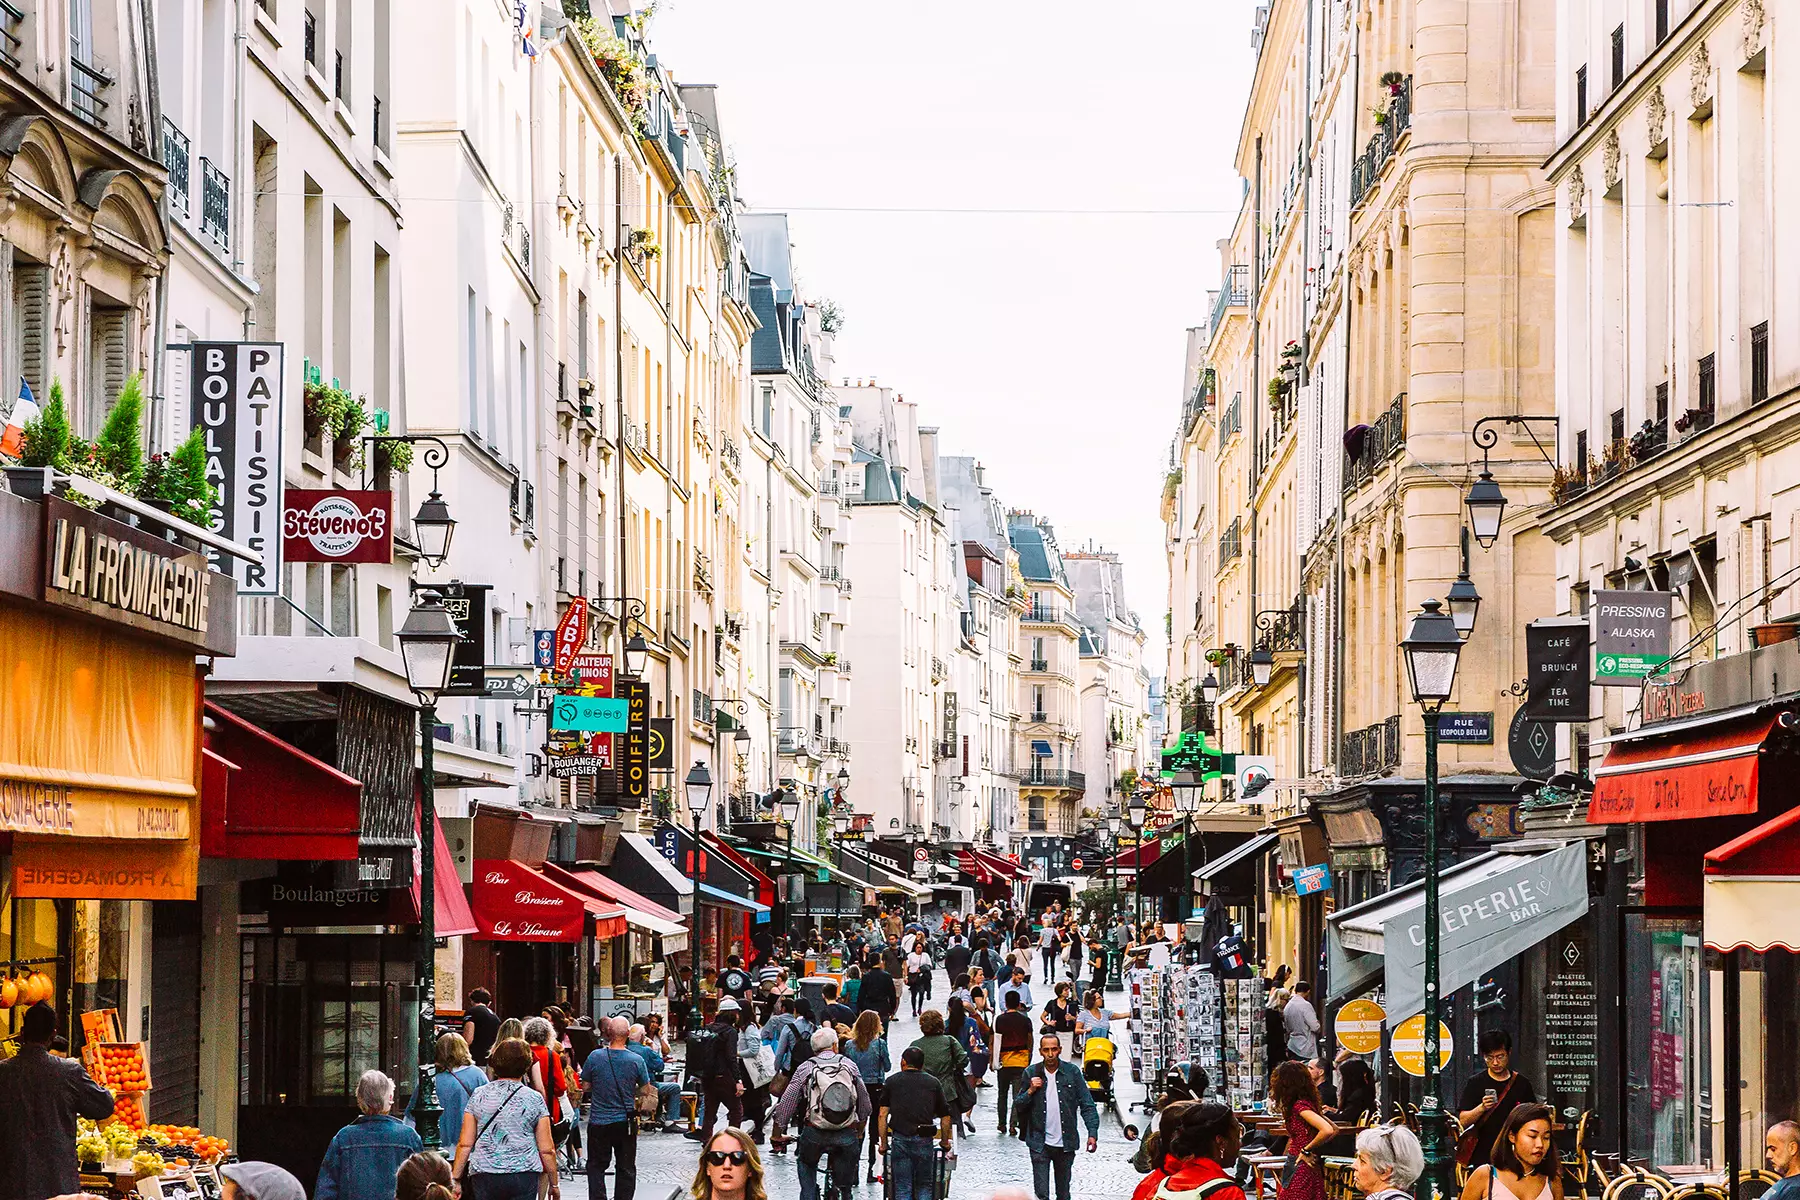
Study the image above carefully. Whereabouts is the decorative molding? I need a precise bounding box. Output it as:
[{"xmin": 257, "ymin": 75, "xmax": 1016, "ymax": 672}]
[
  {"xmin": 1569, "ymin": 165, "xmax": 1586, "ymax": 225},
  {"xmin": 1603, "ymin": 131, "xmax": 1622, "ymax": 191},
  {"xmin": 1646, "ymin": 85, "xmax": 1667, "ymax": 147},
  {"xmin": 1689, "ymin": 42, "xmax": 1712, "ymax": 110},
  {"xmin": 1744, "ymin": 0, "xmax": 1766, "ymax": 61}
]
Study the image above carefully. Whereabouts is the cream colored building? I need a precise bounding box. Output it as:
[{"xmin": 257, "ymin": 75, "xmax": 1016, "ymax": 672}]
[{"xmin": 1008, "ymin": 510, "xmax": 1085, "ymax": 876}]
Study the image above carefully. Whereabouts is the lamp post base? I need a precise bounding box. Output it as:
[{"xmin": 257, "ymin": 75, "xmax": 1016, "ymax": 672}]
[
  {"xmin": 1417, "ymin": 1105, "xmax": 1453, "ymax": 1200},
  {"xmin": 414, "ymin": 1062, "xmax": 443, "ymax": 1150}
]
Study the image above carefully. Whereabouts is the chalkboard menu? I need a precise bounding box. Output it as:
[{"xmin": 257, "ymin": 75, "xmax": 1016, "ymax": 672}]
[{"xmin": 1544, "ymin": 926, "xmax": 1598, "ymax": 1121}]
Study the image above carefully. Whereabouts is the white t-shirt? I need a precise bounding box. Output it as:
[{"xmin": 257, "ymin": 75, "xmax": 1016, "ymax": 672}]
[
  {"xmin": 1043, "ymin": 1066, "xmax": 1064, "ymax": 1147},
  {"xmin": 906, "ymin": 951, "xmax": 930, "ymax": 977}
]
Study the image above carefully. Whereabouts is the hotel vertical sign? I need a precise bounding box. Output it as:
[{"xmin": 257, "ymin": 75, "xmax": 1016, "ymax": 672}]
[{"xmin": 192, "ymin": 342, "xmax": 284, "ymax": 594}]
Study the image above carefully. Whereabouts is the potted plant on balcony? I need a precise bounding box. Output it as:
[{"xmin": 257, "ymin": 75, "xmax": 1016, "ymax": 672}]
[
  {"xmin": 1380, "ymin": 70, "xmax": 1406, "ymax": 94},
  {"xmin": 1280, "ymin": 339, "xmax": 1302, "ymax": 362},
  {"xmin": 1549, "ymin": 463, "xmax": 1587, "ymax": 504},
  {"xmin": 304, "ymin": 378, "xmax": 367, "ymax": 467},
  {"xmin": 7, "ymin": 379, "xmax": 76, "ymax": 500},
  {"xmin": 139, "ymin": 427, "xmax": 218, "ymax": 545}
]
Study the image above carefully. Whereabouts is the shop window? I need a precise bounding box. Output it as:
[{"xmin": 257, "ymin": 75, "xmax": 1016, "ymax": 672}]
[
  {"xmin": 1623, "ymin": 915, "xmax": 1712, "ymax": 1168},
  {"xmin": 1736, "ymin": 950, "xmax": 1800, "ymax": 1165}
]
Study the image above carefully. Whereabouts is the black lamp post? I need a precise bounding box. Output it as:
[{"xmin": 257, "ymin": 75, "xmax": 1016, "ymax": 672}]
[
  {"xmin": 1445, "ymin": 528, "xmax": 1482, "ymax": 639},
  {"xmin": 778, "ymin": 786, "xmax": 802, "ymax": 919},
  {"xmin": 684, "ymin": 761, "xmax": 713, "ymax": 830},
  {"xmin": 1400, "ymin": 598, "xmax": 1465, "ymax": 1200},
  {"xmin": 1199, "ymin": 672, "xmax": 1219, "ymax": 708},
  {"xmin": 1106, "ymin": 809, "xmax": 1124, "ymax": 987},
  {"xmin": 395, "ymin": 590, "xmax": 462, "ymax": 1150},
  {"xmin": 1126, "ymin": 794, "xmax": 1147, "ymax": 933},
  {"xmin": 1173, "ymin": 775, "xmax": 1200, "ymax": 922},
  {"xmin": 1247, "ymin": 647, "xmax": 1274, "ymax": 689},
  {"xmin": 361, "ymin": 435, "xmax": 456, "ymax": 569},
  {"xmin": 624, "ymin": 631, "xmax": 649, "ymax": 679}
]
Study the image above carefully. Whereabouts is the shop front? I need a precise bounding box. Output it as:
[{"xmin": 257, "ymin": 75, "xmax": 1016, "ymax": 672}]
[
  {"xmin": 0, "ymin": 489, "xmax": 240, "ymax": 1096},
  {"xmin": 653, "ymin": 821, "xmax": 768, "ymax": 969},
  {"xmin": 539, "ymin": 861, "xmax": 686, "ymax": 1023}
]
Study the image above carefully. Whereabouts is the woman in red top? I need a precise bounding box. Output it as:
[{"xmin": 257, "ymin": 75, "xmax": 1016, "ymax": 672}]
[
  {"xmin": 523, "ymin": 1016, "xmax": 567, "ymax": 1123},
  {"xmin": 1134, "ymin": 1101, "xmax": 1248, "ymax": 1200},
  {"xmin": 1272, "ymin": 1059, "xmax": 1338, "ymax": 1200}
]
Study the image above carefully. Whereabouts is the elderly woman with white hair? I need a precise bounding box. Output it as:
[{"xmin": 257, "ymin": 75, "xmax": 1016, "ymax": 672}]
[
  {"xmin": 1352, "ymin": 1124, "xmax": 1425, "ymax": 1200},
  {"xmin": 314, "ymin": 1070, "xmax": 424, "ymax": 1200}
]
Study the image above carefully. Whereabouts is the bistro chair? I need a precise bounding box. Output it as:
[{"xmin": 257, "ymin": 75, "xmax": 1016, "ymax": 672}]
[
  {"xmin": 1599, "ymin": 1165, "xmax": 1677, "ymax": 1200},
  {"xmin": 1667, "ymin": 1185, "xmax": 1727, "ymax": 1200},
  {"xmin": 1557, "ymin": 1110, "xmax": 1596, "ymax": 1194},
  {"xmin": 1737, "ymin": 1170, "xmax": 1780, "ymax": 1200}
]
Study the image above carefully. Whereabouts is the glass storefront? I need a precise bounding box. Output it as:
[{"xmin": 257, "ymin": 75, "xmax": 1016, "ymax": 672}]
[
  {"xmin": 1624, "ymin": 915, "xmax": 1713, "ymax": 1169},
  {"xmin": 0, "ymin": 889, "xmax": 130, "ymax": 1051}
]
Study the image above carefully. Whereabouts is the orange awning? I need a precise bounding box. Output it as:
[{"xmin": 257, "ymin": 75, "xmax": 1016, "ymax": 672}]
[{"xmin": 1589, "ymin": 714, "xmax": 1775, "ymax": 823}]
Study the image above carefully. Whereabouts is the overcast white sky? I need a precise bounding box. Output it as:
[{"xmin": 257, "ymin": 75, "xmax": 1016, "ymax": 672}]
[{"xmin": 652, "ymin": 0, "xmax": 1260, "ymax": 669}]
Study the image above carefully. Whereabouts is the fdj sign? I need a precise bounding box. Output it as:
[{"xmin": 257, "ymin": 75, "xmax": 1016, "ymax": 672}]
[{"xmin": 550, "ymin": 695, "xmax": 628, "ymax": 732}]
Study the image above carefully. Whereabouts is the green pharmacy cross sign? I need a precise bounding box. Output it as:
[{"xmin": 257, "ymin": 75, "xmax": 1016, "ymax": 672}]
[{"xmin": 1160, "ymin": 731, "xmax": 1233, "ymax": 782}]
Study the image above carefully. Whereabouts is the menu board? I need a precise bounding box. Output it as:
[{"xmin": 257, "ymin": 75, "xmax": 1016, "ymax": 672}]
[{"xmin": 1543, "ymin": 927, "xmax": 1598, "ymax": 1121}]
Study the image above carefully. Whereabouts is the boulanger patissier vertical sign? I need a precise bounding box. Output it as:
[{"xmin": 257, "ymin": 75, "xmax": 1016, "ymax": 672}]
[{"xmin": 193, "ymin": 343, "xmax": 284, "ymax": 594}]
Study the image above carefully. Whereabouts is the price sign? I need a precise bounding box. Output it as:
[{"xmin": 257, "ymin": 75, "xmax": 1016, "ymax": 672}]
[
  {"xmin": 1335, "ymin": 998, "xmax": 1386, "ymax": 1055},
  {"xmin": 1390, "ymin": 1013, "xmax": 1453, "ymax": 1076}
]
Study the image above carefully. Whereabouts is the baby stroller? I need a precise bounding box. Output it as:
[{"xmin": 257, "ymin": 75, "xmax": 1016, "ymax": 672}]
[{"xmin": 1083, "ymin": 1032, "xmax": 1117, "ymax": 1107}]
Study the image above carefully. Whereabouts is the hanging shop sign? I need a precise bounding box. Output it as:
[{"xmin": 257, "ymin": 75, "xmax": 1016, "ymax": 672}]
[
  {"xmin": 1335, "ymin": 998, "xmax": 1386, "ymax": 1054},
  {"xmin": 1293, "ymin": 863, "xmax": 1333, "ymax": 896},
  {"xmin": 40, "ymin": 497, "xmax": 229, "ymax": 654},
  {"xmin": 192, "ymin": 341, "xmax": 284, "ymax": 594},
  {"xmin": 1508, "ymin": 707, "xmax": 1555, "ymax": 780},
  {"xmin": 328, "ymin": 848, "xmax": 413, "ymax": 891},
  {"xmin": 649, "ymin": 717, "xmax": 674, "ymax": 770},
  {"xmin": 281, "ymin": 489, "xmax": 393, "ymax": 563},
  {"xmin": 1390, "ymin": 1014, "xmax": 1453, "ymax": 1076},
  {"xmin": 1593, "ymin": 590, "xmax": 1674, "ymax": 684},
  {"xmin": 534, "ymin": 630, "xmax": 556, "ymax": 668},
  {"xmin": 439, "ymin": 584, "xmax": 490, "ymax": 697},
  {"xmin": 1436, "ymin": 712, "xmax": 1494, "ymax": 744},
  {"xmin": 553, "ymin": 599, "xmax": 589, "ymax": 674},
  {"xmin": 551, "ymin": 695, "xmax": 629, "ymax": 733},
  {"xmin": 619, "ymin": 680, "xmax": 649, "ymax": 803},
  {"xmin": 567, "ymin": 653, "xmax": 613, "ymax": 693},
  {"xmin": 1543, "ymin": 926, "xmax": 1599, "ymax": 1121},
  {"xmin": 1525, "ymin": 618, "xmax": 1590, "ymax": 721}
]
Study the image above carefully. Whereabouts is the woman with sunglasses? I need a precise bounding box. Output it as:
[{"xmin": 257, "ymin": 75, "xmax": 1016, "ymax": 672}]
[{"xmin": 691, "ymin": 1127, "xmax": 767, "ymax": 1200}]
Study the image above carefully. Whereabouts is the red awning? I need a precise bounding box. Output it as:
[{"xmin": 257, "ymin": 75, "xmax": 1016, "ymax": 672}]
[
  {"xmin": 201, "ymin": 703, "xmax": 362, "ymax": 860},
  {"xmin": 1590, "ymin": 714, "xmax": 1775, "ymax": 823},
  {"xmin": 955, "ymin": 849, "xmax": 995, "ymax": 885},
  {"xmin": 539, "ymin": 862, "xmax": 685, "ymax": 925},
  {"xmin": 702, "ymin": 832, "xmax": 779, "ymax": 909},
  {"xmin": 1101, "ymin": 837, "xmax": 1164, "ymax": 871},
  {"xmin": 1705, "ymin": 804, "xmax": 1800, "ymax": 875},
  {"xmin": 409, "ymin": 815, "xmax": 478, "ymax": 938},
  {"xmin": 471, "ymin": 859, "xmax": 622, "ymax": 942}
]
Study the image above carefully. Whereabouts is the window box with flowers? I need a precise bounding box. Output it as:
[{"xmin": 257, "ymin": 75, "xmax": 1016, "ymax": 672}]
[{"xmin": 303, "ymin": 379, "xmax": 369, "ymax": 468}]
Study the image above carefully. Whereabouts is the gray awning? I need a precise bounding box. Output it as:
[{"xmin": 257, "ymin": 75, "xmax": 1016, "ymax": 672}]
[
  {"xmin": 1193, "ymin": 831, "xmax": 1278, "ymax": 882},
  {"xmin": 1325, "ymin": 840, "xmax": 1590, "ymax": 1025}
]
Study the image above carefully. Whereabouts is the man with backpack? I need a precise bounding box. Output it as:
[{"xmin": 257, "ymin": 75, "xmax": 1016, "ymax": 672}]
[
  {"xmin": 686, "ymin": 997, "xmax": 747, "ymax": 1142},
  {"xmin": 770, "ymin": 1027, "xmax": 873, "ymax": 1200}
]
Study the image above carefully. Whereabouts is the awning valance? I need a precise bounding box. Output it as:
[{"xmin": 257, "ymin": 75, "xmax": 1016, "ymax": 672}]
[
  {"xmin": 1100, "ymin": 839, "xmax": 1162, "ymax": 872},
  {"xmin": 838, "ymin": 850, "xmax": 931, "ymax": 898},
  {"xmin": 1326, "ymin": 841, "xmax": 1590, "ymax": 1024},
  {"xmin": 539, "ymin": 862, "xmax": 687, "ymax": 925},
  {"xmin": 201, "ymin": 702, "xmax": 362, "ymax": 861},
  {"xmin": 414, "ymin": 815, "xmax": 478, "ymax": 938},
  {"xmin": 472, "ymin": 859, "xmax": 624, "ymax": 942},
  {"xmin": 696, "ymin": 881, "xmax": 771, "ymax": 915},
  {"xmin": 1193, "ymin": 831, "xmax": 1277, "ymax": 885},
  {"xmin": 956, "ymin": 847, "xmax": 1028, "ymax": 884},
  {"xmin": 1031, "ymin": 740, "xmax": 1053, "ymax": 756},
  {"xmin": 1702, "ymin": 805, "xmax": 1800, "ymax": 952},
  {"xmin": 1590, "ymin": 713, "xmax": 1775, "ymax": 824}
]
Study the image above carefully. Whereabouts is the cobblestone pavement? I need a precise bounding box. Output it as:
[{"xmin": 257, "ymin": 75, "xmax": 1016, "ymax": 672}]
[{"xmin": 558, "ymin": 997, "xmax": 1151, "ymax": 1200}]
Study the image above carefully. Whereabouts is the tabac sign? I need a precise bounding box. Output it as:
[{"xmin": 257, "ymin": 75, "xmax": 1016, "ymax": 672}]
[{"xmin": 41, "ymin": 497, "xmax": 234, "ymax": 654}]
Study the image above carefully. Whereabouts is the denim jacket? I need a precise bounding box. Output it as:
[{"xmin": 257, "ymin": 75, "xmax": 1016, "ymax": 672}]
[
  {"xmin": 315, "ymin": 1113, "xmax": 423, "ymax": 1200},
  {"xmin": 1010, "ymin": 1061, "xmax": 1099, "ymax": 1156}
]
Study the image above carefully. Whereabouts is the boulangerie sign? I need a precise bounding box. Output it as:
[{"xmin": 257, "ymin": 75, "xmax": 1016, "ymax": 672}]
[
  {"xmin": 470, "ymin": 858, "xmax": 584, "ymax": 942},
  {"xmin": 281, "ymin": 489, "xmax": 393, "ymax": 563},
  {"xmin": 192, "ymin": 342, "xmax": 284, "ymax": 594}
]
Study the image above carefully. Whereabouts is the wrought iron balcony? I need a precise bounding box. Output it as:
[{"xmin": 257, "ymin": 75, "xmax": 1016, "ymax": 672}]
[
  {"xmin": 1210, "ymin": 265, "xmax": 1249, "ymax": 334},
  {"xmin": 931, "ymin": 656, "xmax": 946, "ymax": 681},
  {"xmin": 1218, "ymin": 518, "xmax": 1242, "ymax": 566},
  {"xmin": 1029, "ymin": 658, "xmax": 1049, "ymax": 672},
  {"xmin": 1021, "ymin": 768, "xmax": 1084, "ymax": 792},
  {"xmin": 1255, "ymin": 596, "xmax": 1306, "ymax": 655},
  {"xmin": 1351, "ymin": 76, "xmax": 1411, "ymax": 209},
  {"xmin": 200, "ymin": 158, "xmax": 230, "ymax": 252},
  {"xmin": 1340, "ymin": 715, "xmax": 1402, "ymax": 776},
  {"xmin": 162, "ymin": 117, "xmax": 191, "ymax": 222},
  {"xmin": 1342, "ymin": 392, "xmax": 1406, "ymax": 494},
  {"xmin": 0, "ymin": 2, "xmax": 23, "ymax": 69},
  {"xmin": 70, "ymin": 51, "xmax": 112, "ymax": 129},
  {"xmin": 1218, "ymin": 394, "xmax": 1242, "ymax": 440},
  {"xmin": 720, "ymin": 439, "xmax": 743, "ymax": 475}
]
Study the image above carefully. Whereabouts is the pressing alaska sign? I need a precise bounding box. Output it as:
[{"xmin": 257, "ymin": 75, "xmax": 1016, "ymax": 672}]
[{"xmin": 1592, "ymin": 590, "xmax": 1674, "ymax": 685}]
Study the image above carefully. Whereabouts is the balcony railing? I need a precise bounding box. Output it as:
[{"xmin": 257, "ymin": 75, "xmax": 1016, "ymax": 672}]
[
  {"xmin": 1255, "ymin": 595, "xmax": 1305, "ymax": 655},
  {"xmin": 0, "ymin": 1, "xmax": 23, "ymax": 69},
  {"xmin": 70, "ymin": 51, "xmax": 112, "ymax": 129},
  {"xmin": 1020, "ymin": 767, "xmax": 1085, "ymax": 791},
  {"xmin": 1030, "ymin": 710, "xmax": 1050, "ymax": 723},
  {"xmin": 1342, "ymin": 392, "xmax": 1406, "ymax": 494},
  {"xmin": 1219, "ymin": 518, "xmax": 1242, "ymax": 566},
  {"xmin": 1210, "ymin": 264, "xmax": 1250, "ymax": 335},
  {"xmin": 1029, "ymin": 658, "xmax": 1049, "ymax": 672},
  {"xmin": 930, "ymin": 656, "xmax": 946, "ymax": 680},
  {"xmin": 694, "ymin": 553, "xmax": 713, "ymax": 595},
  {"xmin": 1218, "ymin": 394, "xmax": 1242, "ymax": 440},
  {"xmin": 1350, "ymin": 76, "xmax": 1411, "ymax": 209},
  {"xmin": 1340, "ymin": 716, "xmax": 1402, "ymax": 776},
  {"xmin": 162, "ymin": 117, "xmax": 192, "ymax": 222},
  {"xmin": 720, "ymin": 439, "xmax": 742, "ymax": 475},
  {"xmin": 200, "ymin": 158, "xmax": 230, "ymax": 252},
  {"xmin": 693, "ymin": 691, "xmax": 714, "ymax": 725},
  {"xmin": 1024, "ymin": 602, "xmax": 1072, "ymax": 625}
]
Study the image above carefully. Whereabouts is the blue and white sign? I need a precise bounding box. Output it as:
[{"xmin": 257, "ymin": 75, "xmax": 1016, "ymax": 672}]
[
  {"xmin": 534, "ymin": 629, "xmax": 555, "ymax": 669},
  {"xmin": 656, "ymin": 825, "xmax": 681, "ymax": 864},
  {"xmin": 1293, "ymin": 863, "xmax": 1333, "ymax": 896}
]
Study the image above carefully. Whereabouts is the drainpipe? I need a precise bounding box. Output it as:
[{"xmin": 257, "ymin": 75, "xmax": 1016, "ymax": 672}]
[
  {"xmin": 1298, "ymin": 0, "xmax": 1314, "ymax": 781},
  {"xmin": 1250, "ymin": 136, "xmax": 1263, "ymax": 658},
  {"xmin": 614, "ymin": 154, "xmax": 630, "ymax": 656},
  {"xmin": 1333, "ymin": 16, "xmax": 1361, "ymax": 773}
]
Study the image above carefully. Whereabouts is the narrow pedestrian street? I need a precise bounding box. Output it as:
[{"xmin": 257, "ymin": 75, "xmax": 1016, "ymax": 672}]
[{"xmin": 557, "ymin": 998, "xmax": 1151, "ymax": 1200}]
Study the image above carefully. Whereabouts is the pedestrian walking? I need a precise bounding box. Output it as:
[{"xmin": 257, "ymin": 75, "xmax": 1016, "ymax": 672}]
[
  {"xmin": 220, "ymin": 1163, "xmax": 309, "ymax": 1200},
  {"xmin": 1283, "ymin": 983, "xmax": 1321, "ymax": 1061},
  {"xmin": 841, "ymin": 964, "xmax": 863, "ymax": 1009},
  {"xmin": 315, "ymin": 1070, "xmax": 423, "ymax": 1200},
  {"xmin": 1065, "ymin": 924, "xmax": 1083, "ymax": 984},
  {"xmin": 690, "ymin": 1127, "xmax": 768, "ymax": 1200},
  {"xmin": 580, "ymin": 1018, "xmax": 650, "ymax": 1200},
  {"xmin": 1011, "ymin": 1034, "xmax": 1099, "ymax": 1200},
  {"xmin": 993, "ymin": 990, "xmax": 1036, "ymax": 1136},
  {"xmin": 857, "ymin": 952, "xmax": 899, "ymax": 1021},
  {"xmin": 1040, "ymin": 982, "xmax": 1078, "ymax": 1060},
  {"xmin": 1132, "ymin": 1100, "xmax": 1246, "ymax": 1200},
  {"xmin": 908, "ymin": 1009, "xmax": 971, "ymax": 1143},
  {"xmin": 405, "ymin": 1034, "xmax": 488, "ymax": 1151},
  {"xmin": 1352, "ymin": 1125, "xmax": 1425, "ymax": 1200},
  {"xmin": 464, "ymin": 989, "xmax": 503, "ymax": 1069},
  {"xmin": 1015, "ymin": 934, "xmax": 1037, "ymax": 984},
  {"xmin": 394, "ymin": 1151, "xmax": 454, "ymax": 1200},
  {"xmin": 1041, "ymin": 925, "xmax": 1061, "ymax": 985},
  {"xmin": 450, "ymin": 1040, "xmax": 556, "ymax": 1200},
  {"xmin": 719, "ymin": 956, "xmax": 754, "ymax": 1003},
  {"xmin": 1454, "ymin": 1030, "xmax": 1536, "ymax": 1170},
  {"xmin": 973, "ymin": 937, "xmax": 1004, "ymax": 1008},
  {"xmin": 820, "ymin": 981, "xmax": 857, "ymax": 1031},
  {"xmin": 770, "ymin": 1027, "xmax": 873, "ymax": 1200},
  {"xmin": 958, "ymin": 990, "xmax": 993, "ymax": 1091},
  {"xmin": 1000, "ymin": 964, "xmax": 1036, "ymax": 1013},
  {"xmin": 879, "ymin": 1046, "xmax": 953, "ymax": 1200},
  {"xmin": 1270, "ymin": 1060, "xmax": 1337, "ymax": 1200},
  {"xmin": 1074, "ymin": 988, "xmax": 1129, "ymax": 1055},
  {"xmin": 1765, "ymin": 1122, "xmax": 1800, "ymax": 1200},
  {"xmin": 523, "ymin": 1018, "xmax": 570, "ymax": 1151},
  {"xmin": 734, "ymin": 1005, "xmax": 775, "ymax": 1143},
  {"xmin": 690, "ymin": 997, "xmax": 749, "ymax": 1139},
  {"xmin": 1456, "ymin": 1104, "xmax": 1563, "ymax": 1200},
  {"xmin": 0, "ymin": 1002, "xmax": 117, "ymax": 1200},
  {"xmin": 1263, "ymin": 989, "xmax": 1292, "ymax": 1070},
  {"xmin": 840, "ymin": 1011, "xmax": 891, "ymax": 1181}
]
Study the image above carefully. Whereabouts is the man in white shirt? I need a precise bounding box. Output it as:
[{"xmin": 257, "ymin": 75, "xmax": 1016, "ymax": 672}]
[{"xmin": 1284, "ymin": 981, "xmax": 1322, "ymax": 1059}]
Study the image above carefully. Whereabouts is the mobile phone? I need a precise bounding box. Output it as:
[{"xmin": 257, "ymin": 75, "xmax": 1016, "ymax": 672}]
[{"xmin": 1484, "ymin": 1088, "xmax": 1498, "ymax": 1103}]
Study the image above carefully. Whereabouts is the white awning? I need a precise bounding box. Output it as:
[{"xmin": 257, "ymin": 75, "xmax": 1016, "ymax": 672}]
[
  {"xmin": 1704, "ymin": 878, "xmax": 1800, "ymax": 953},
  {"xmin": 621, "ymin": 905, "xmax": 687, "ymax": 940},
  {"xmin": 838, "ymin": 850, "xmax": 932, "ymax": 898}
]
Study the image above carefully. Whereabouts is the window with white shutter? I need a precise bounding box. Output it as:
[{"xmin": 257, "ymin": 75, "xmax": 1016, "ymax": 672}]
[
  {"xmin": 88, "ymin": 299, "xmax": 132, "ymax": 433},
  {"xmin": 11, "ymin": 260, "xmax": 48, "ymax": 405}
]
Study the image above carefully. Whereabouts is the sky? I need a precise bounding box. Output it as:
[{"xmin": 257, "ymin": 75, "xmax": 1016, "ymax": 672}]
[{"xmin": 651, "ymin": 0, "xmax": 1261, "ymax": 670}]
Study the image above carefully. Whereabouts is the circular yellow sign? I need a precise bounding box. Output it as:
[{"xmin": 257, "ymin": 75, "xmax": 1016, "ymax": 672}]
[
  {"xmin": 1335, "ymin": 998, "xmax": 1387, "ymax": 1055},
  {"xmin": 1389, "ymin": 1013, "xmax": 1453, "ymax": 1077}
]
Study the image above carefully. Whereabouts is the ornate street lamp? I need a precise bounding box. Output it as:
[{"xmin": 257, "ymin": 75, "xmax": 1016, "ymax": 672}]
[
  {"xmin": 1445, "ymin": 529, "xmax": 1482, "ymax": 640},
  {"xmin": 1199, "ymin": 672, "xmax": 1219, "ymax": 707},
  {"xmin": 684, "ymin": 761, "xmax": 713, "ymax": 828},
  {"xmin": 395, "ymin": 590, "xmax": 463, "ymax": 1150},
  {"xmin": 1401, "ymin": 598, "xmax": 1467, "ymax": 1200},
  {"xmin": 623, "ymin": 631, "xmax": 649, "ymax": 678},
  {"xmin": 411, "ymin": 491, "xmax": 457, "ymax": 570},
  {"xmin": 1464, "ymin": 470, "xmax": 1507, "ymax": 551},
  {"xmin": 1125, "ymin": 795, "xmax": 1148, "ymax": 932},
  {"xmin": 1248, "ymin": 647, "xmax": 1275, "ymax": 689}
]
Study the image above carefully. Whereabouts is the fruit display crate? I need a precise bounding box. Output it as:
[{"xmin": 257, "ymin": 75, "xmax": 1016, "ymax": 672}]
[{"xmin": 93, "ymin": 1041, "xmax": 153, "ymax": 1091}]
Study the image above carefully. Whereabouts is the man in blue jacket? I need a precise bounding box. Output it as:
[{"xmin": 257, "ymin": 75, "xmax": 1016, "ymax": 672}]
[
  {"xmin": 1010, "ymin": 1034, "xmax": 1099, "ymax": 1200},
  {"xmin": 315, "ymin": 1070, "xmax": 423, "ymax": 1200}
]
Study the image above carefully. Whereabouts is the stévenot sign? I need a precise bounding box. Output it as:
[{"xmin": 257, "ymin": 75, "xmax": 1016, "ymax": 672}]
[{"xmin": 282, "ymin": 489, "xmax": 393, "ymax": 563}]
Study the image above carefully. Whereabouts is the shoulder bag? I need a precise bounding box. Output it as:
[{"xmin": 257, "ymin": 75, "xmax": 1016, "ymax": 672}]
[
  {"xmin": 454, "ymin": 1082, "xmax": 527, "ymax": 1181},
  {"xmin": 1455, "ymin": 1075, "xmax": 1518, "ymax": 1166}
]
